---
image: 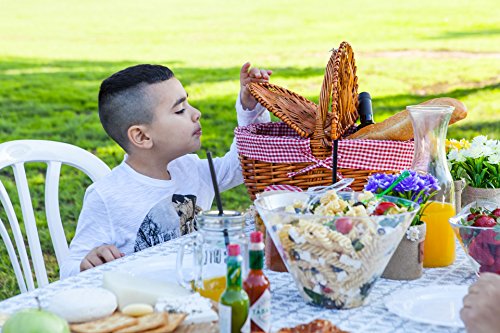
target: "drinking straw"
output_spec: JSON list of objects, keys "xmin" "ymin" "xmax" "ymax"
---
[
  {"xmin": 206, "ymin": 151, "xmax": 230, "ymax": 247},
  {"xmin": 206, "ymin": 151, "xmax": 224, "ymax": 216},
  {"xmin": 332, "ymin": 139, "xmax": 339, "ymax": 183}
]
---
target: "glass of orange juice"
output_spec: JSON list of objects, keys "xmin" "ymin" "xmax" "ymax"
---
[
  {"xmin": 421, "ymin": 201, "xmax": 456, "ymax": 267},
  {"xmin": 177, "ymin": 210, "xmax": 247, "ymax": 302}
]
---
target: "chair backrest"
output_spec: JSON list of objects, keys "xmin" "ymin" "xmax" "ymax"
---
[{"xmin": 0, "ymin": 140, "xmax": 111, "ymax": 292}]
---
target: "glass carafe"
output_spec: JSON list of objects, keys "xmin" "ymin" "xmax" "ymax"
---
[
  {"xmin": 176, "ymin": 210, "xmax": 248, "ymax": 302},
  {"xmin": 408, "ymin": 105, "xmax": 456, "ymax": 267}
]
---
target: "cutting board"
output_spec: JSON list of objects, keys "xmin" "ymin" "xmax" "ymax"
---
[{"xmin": 175, "ymin": 322, "xmax": 218, "ymax": 332}]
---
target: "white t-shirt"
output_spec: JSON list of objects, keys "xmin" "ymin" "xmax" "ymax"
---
[{"xmin": 60, "ymin": 97, "xmax": 269, "ymax": 278}]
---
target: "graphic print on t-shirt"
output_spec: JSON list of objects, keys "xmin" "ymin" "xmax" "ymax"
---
[
  {"xmin": 134, "ymin": 194, "xmax": 201, "ymax": 252},
  {"xmin": 172, "ymin": 194, "xmax": 202, "ymax": 235}
]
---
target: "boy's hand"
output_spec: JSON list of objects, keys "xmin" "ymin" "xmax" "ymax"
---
[
  {"xmin": 240, "ymin": 62, "xmax": 272, "ymax": 110},
  {"xmin": 460, "ymin": 273, "xmax": 500, "ymax": 333},
  {"xmin": 80, "ymin": 245, "xmax": 124, "ymax": 271}
]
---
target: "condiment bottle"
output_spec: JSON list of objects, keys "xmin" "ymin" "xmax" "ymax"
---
[
  {"xmin": 219, "ymin": 244, "xmax": 250, "ymax": 333},
  {"xmin": 244, "ymin": 231, "xmax": 271, "ymax": 333}
]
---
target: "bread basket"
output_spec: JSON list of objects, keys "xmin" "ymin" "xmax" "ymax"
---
[{"xmin": 235, "ymin": 42, "xmax": 414, "ymax": 199}]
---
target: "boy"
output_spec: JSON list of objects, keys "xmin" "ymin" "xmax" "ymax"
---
[{"xmin": 60, "ymin": 63, "xmax": 272, "ymax": 278}]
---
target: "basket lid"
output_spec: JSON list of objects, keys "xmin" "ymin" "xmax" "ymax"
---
[{"xmin": 248, "ymin": 41, "xmax": 359, "ymax": 141}]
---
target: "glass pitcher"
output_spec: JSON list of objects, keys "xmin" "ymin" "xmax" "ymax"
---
[
  {"xmin": 408, "ymin": 105, "xmax": 456, "ymax": 267},
  {"xmin": 176, "ymin": 210, "xmax": 248, "ymax": 302}
]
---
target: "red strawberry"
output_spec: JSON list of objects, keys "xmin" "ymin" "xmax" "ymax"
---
[
  {"xmin": 475, "ymin": 244, "xmax": 495, "ymax": 266},
  {"xmin": 467, "ymin": 213, "xmax": 478, "ymax": 221},
  {"xmin": 473, "ymin": 215, "xmax": 496, "ymax": 228},
  {"xmin": 335, "ymin": 218, "xmax": 353, "ymax": 234},
  {"xmin": 492, "ymin": 208, "xmax": 500, "ymax": 217},
  {"xmin": 374, "ymin": 202, "xmax": 397, "ymax": 216}
]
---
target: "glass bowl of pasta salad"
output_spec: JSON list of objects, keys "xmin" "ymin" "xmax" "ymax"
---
[{"xmin": 254, "ymin": 190, "xmax": 420, "ymax": 309}]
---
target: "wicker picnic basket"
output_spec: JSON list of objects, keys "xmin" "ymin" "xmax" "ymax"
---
[{"xmin": 235, "ymin": 41, "xmax": 414, "ymax": 199}]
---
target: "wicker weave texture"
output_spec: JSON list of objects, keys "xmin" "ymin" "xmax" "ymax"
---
[{"xmin": 238, "ymin": 41, "xmax": 399, "ymax": 199}]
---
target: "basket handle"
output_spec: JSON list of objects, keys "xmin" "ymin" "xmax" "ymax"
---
[
  {"xmin": 312, "ymin": 48, "xmax": 337, "ymax": 147},
  {"xmin": 314, "ymin": 42, "xmax": 359, "ymax": 146}
]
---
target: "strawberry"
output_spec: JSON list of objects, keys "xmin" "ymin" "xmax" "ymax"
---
[
  {"xmin": 492, "ymin": 208, "xmax": 500, "ymax": 217},
  {"xmin": 474, "ymin": 243, "xmax": 495, "ymax": 266},
  {"xmin": 479, "ymin": 230, "xmax": 500, "ymax": 245},
  {"xmin": 335, "ymin": 218, "xmax": 353, "ymax": 234},
  {"xmin": 467, "ymin": 213, "xmax": 478, "ymax": 221},
  {"xmin": 473, "ymin": 215, "xmax": 496, "ymax": 228},
  {"xmin": 373, "ymin": 202, "xmax": 397, "ymax": 216}
]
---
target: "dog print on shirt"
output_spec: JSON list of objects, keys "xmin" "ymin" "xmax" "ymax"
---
[{"xmin": 133, "ymin": 194, "xmax": 202, "ymax": 252}]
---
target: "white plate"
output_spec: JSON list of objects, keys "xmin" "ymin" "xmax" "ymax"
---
[
  {"xmin": 117, "ymin": 253, "xmax": 195, "ymax": 284},
  {"xmin": 385, "ymin": 285, "xmax": 468, "ymax": 328}
]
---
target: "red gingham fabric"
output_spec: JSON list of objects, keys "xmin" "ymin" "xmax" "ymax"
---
[
  {"xmin": 235, "ymin": 122, "xmax": 414, "ymax": 177},
  {"xmin": 264, "ymin": 184, "xmax": 303, "ymax": 192}
]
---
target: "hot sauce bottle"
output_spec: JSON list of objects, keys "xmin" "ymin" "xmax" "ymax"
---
[
  {"xmin": 219, "ymin": 244, "xmax": 250, "ymax": 333},
  {"xmin": 244, "ymin": 231, "xmax": 271, "ymax": 332}
]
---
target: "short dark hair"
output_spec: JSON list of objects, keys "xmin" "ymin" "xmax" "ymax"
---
[{"xmin": 98, "ymin": 64, "xmax": 175, "ymax": 151}]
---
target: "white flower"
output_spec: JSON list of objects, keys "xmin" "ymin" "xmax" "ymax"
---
[
  {"xmin": 448, "ymin": 149, "xmax": 461, "ymax": 162},
  {"xmin": 488, "ymin": 152, "xmax": 500, "ymax": 165},
  {"xmin": 482, "ymin": 146, "xmax": 495, "ymax": 158},
  {"xmin": 406, "ymin": 226, "xmax": 420, "ymax": 242},
  {"xmin": 472, "ymin": 135, "xmax": 488, "ymax": 146},
  {"xmin": 463, "ymin": 145, "xmax": 484, "ymax": 159}
]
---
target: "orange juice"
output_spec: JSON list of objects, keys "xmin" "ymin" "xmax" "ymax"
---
[
  {"xmin": 195, "ymin": 275, "xmax": 226, "ymax": 301},
  {"xmin": 421, "ymin": 201, "xmax": 456, "ymax": 267}
]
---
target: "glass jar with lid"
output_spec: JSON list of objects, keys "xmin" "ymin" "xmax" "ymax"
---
[{"xmin": 176, "ymin": 210, "xmax": 247, "ymax": 301}]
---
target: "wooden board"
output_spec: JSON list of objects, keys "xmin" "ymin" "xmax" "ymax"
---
[{"xmin": 175, "ymin": 322, "xmax": 218, "ymax": 332}]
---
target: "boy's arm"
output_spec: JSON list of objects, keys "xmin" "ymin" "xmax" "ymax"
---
[
  {"xmin": 60, "ymin": 187, "xmax": 120, "ymax": 278},
  {"xmin": 198, "ymin": 63, "xmax": 273, "ymax": 193},
  {"xmin": 236, "ymin": 62, "xmax": 272, "ymax": 126}
]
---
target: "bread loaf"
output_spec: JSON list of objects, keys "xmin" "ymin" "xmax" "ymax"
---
[{"xmin": 346, "ymin": 97, "xmax": 467, "ymax": 141}]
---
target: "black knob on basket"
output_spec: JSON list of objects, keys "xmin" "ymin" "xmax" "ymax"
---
[{"xmin": 357, "ymin": 92, "xmax": 374, "ymax": 129}]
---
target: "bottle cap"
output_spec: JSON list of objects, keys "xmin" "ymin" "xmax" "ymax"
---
[
  {"xmin": 227, "ymin": 244, "xmax": 240, "ymax": 256},
  {"xmin": 359, "ymin": 91, "xmax": 371, "ymax": 100},
  {"xmin": 250, "ymin": 231, "xmax": 263, "ymax": 243}
]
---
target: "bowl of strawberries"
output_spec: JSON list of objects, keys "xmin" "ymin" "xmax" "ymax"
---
[{"xmin": 449, "ymin": 200, "xmax": 500, "ymax": 274}]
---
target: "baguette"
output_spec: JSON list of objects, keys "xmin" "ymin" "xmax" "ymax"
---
[{"xmin": 346, "ymin": 97, "xmax": 467, "ymax": 141}]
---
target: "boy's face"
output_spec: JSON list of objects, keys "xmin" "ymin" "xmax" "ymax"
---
[{"xmin": 144, "ymin": 78, "xmax": 202, "ymax": 160}]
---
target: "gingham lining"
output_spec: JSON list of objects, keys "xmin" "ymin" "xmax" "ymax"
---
[{"xmin": 235, "ymin": 122, "xmax": 414, "ymax": 172}]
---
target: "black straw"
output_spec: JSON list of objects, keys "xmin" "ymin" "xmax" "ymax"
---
[
  {"xmin": 332, "ymin": 139, "xmax": 338, "ymax": 183},
  {"xmin": 206, "ymin": 151, "xmax": 224, "ymax": 216}
]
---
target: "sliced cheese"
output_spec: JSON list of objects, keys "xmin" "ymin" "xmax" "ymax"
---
[
  {"xmin": 102, "ymin": 271, "xmax": 190, "ymax": 310},
  {"xmin": 122, "ymin": 303, "xmax": 154, "ymax": 317}
]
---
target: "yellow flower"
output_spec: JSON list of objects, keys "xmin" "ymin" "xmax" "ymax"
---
[{"xmin": 445, "ymin": 138, "xmax": 470, "ymax": 152}]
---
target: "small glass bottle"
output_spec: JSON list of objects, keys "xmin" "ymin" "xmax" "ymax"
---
[
  {"xmin": 408, "ymin": 105, "xmax": 456, "ymax": 267},
  {"xmin": 219, "ymin": 244, "xmax": 250, "ymax": 333},
  {"xmin": 244, "ymin": 231, "xmax": 271, "ymax": 333}
]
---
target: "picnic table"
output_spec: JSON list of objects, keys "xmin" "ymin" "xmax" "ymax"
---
[{"xmin": 0, "ymin": 219, "xmax": 476, "ymax": 333}]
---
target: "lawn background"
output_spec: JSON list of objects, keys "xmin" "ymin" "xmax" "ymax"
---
[{"xmin": 0, "ymin": 0, "xmax": 499, "ymax": 299}]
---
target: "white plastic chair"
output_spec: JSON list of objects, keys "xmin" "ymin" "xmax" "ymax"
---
[{"xmin": 0, "ymin": 140, "xmax": 111, "ymax": 293}]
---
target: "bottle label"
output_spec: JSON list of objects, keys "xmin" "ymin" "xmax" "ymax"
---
[
  {"xmin": 241, "ymin": 312, "xmax": 250, "ymax": 333},
  {"xmin": 250, "ymin": 288, "xmax": 271, "ymax": 332},
  {"xmin": 219, "ymin": 303, "xmax": 232, "ymax": 333}
]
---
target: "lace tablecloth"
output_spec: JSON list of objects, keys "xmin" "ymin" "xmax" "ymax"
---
[{"xmin": 0, "ymin": 221, "xmax": 476, "ymax": 333}]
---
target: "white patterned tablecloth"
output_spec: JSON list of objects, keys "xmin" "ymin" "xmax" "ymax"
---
[{"xmin": 0, "ymin": 220, "xmax": 476, "ymax": 333}]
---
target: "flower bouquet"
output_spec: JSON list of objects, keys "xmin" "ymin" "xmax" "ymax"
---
[
  {"xmin": 447, "ymin": 136, "xmax": 500, "ymax": 206},
  {"xmin": 365, "ymin": 170, "xmax": 440, "ymax": 280}
]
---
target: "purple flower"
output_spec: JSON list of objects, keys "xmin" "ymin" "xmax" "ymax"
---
[
  {"xmin": 394, "ymin": 171, "xmax": 421, "ymax": 193},
  {"xmin": 365, "ymin": 170, "xmax": 440, "ymax": 205},
  {"xmin": 365, "ymin": 173, "xmax": 396, "ymax": 193}
]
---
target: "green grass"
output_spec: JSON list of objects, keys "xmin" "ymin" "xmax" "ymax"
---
[{"xmin": 0, "ymin": 0, "xmax": 499, "ymax": 299}]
